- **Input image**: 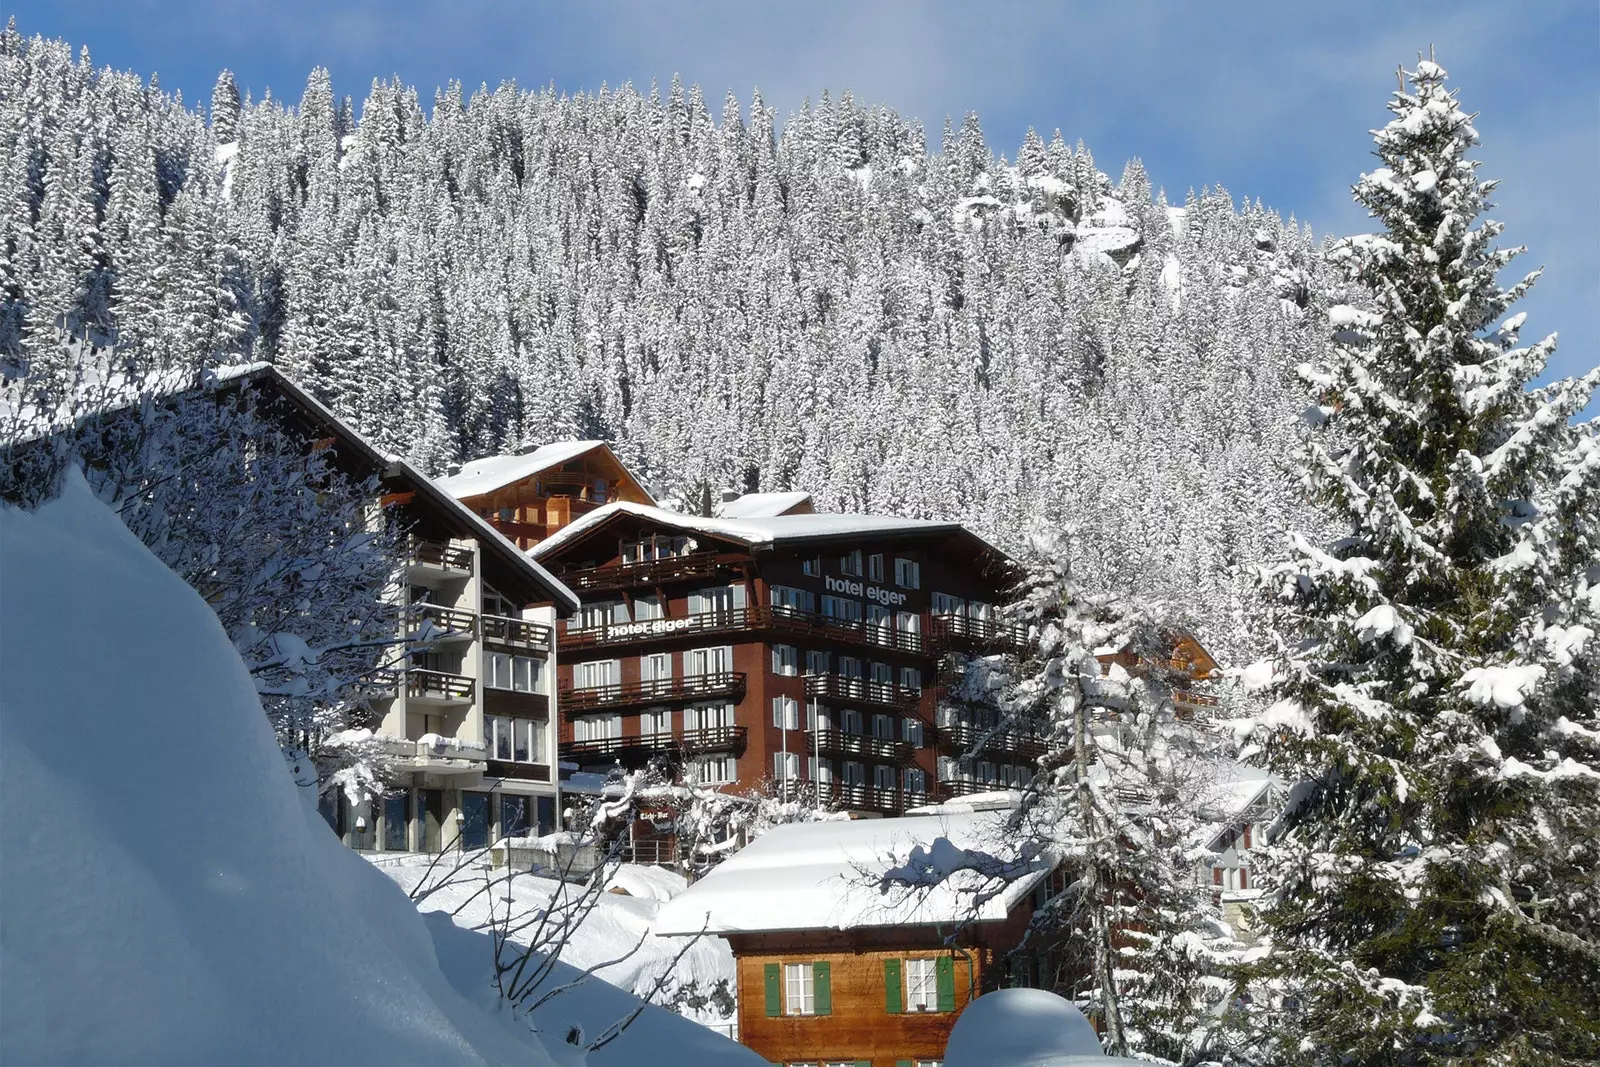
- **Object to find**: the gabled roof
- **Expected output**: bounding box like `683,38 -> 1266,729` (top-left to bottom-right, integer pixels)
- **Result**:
529,501 -> 1004,562
653,811 -> 1055,936
436,440 -> 655,504
715,491 -> 813,518
208,367 -> 579,614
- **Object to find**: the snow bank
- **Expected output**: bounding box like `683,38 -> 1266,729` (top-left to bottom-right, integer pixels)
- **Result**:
943,988 -> 1110,1066
0,473 -> 754,1067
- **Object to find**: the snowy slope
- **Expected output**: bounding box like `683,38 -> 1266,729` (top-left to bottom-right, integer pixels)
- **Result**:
0,472 -> 756,1067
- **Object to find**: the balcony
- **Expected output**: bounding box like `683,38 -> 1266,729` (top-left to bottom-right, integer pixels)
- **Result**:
815,780 -> 920,815
1174,689 -> 1221,720
926,613 -> 1029,654
415,603 -> 477,643
352,666 -> 401,699
484,759 -> 553,782
406,668 -> 475,706
559,725 -> 749,762
379,734 -> 487,775
406,539 -> 473,584
482,614 -> 553,652
558,605 -> 928,656
559,551 -> 729,593
804,673 -> 922,713
811,727 -> 914,764
938,777 -> 1019,799
935,721 -> 1048,760
561,671 -> 748,713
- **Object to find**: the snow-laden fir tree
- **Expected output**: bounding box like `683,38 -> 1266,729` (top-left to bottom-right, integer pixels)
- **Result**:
1242,58 -> 1600,1065
892,534 -> 1244,1064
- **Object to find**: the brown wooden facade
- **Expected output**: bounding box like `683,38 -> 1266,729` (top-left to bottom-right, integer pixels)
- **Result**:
727,898 -> 1041,1066
531,509 -> 1034,816
448,443 -> 654,549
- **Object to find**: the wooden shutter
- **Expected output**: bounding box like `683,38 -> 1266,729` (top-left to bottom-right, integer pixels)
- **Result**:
763,962 -> 781,1017
883,957 -> 903,1013
897,1061 -> 914,1067
936,955 -> 956,1011
813,960 -> 832,1016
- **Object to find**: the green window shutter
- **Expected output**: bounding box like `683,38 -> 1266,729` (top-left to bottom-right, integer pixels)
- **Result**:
813,960 -> 832,1016
883,957 -> 903,1013
936,955 -> 956,1011
763,962 -> 781,1017
855,1061 -> 871,1067
897,1061 -> 914,1067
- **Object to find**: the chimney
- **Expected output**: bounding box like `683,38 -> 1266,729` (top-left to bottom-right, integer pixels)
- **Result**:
514,440 -> 541,456
445,462 -> 463,476
721,490 -> 742,504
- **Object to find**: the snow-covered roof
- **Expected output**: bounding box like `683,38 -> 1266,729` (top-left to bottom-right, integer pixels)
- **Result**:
714,491 -> 813,519
653,811 -> 1054,936
530,501 -> 991,561
435,441 -> 613,500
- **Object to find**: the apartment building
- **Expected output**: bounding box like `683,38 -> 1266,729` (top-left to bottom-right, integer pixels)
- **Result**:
205,368 -> 581,853
525,498 -> 1037,815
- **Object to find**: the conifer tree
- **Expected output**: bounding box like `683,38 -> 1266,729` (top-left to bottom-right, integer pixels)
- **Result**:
1244,58 -> 1600,1065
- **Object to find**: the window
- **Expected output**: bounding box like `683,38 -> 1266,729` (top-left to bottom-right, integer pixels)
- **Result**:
842,761 -> 865,786
499,794 -> 530,840
578,600 -> 626,630
785,963 -> 815,1015
903,717 -> 924,747
488,716 -> 548,763
640,652 -> 672,686
482,585 -> 516,617
771,585 -> 816,615
772,696 -> 800,730
685,702 -> 734,731
868,553 -> 886,581
904,767 -> 927,794
867,605 -> 892,638
488,716 -> 513,760
874,764 -> 895,791
871,661 -> 893,685
871,714 -> 895,739
840,708 -> 864,735
487,652 -> 542,692
687,755 -> 736,785
969,600 -> 995,621
906,958 -> 938,1010
841,549 -> 863,577
633,595 -> 663,621
931,591 -> 965,616
896,611 -> 922,638
683,645 -> 733,678
574,659 -> 620,690
573,713 -> 621,742
821,595 -> 861,623
894,558 -> 921,589
978,760 -> 997,783
801,556 -> 821,577
641,707 -> 672,739
804,650 -> 830,676
689,584 -> 745,616
900,666 -> 922,692
621,535 -> 689,563
812,757 -> 833,783
771,644 -> 798,677
838,656 -> 862,680
773,751 -> 800,785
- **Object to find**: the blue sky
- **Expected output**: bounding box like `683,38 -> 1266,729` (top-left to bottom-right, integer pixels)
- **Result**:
13,0 -> 1598,384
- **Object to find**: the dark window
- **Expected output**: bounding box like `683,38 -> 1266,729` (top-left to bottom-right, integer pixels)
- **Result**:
501,794 -> 531,839
461,792 -> 491,850
383,793 -> 409,851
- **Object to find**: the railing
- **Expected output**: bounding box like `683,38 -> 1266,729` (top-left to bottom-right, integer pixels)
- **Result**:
938,777 -> 1017,798
408,539 -> 474,573
815,780 -> 919,814
559,605 -> 926,655
811,727 -> 914,763
559,551 -> 728,593
1173,689 -> 1221,708
559,725 -> 750,761
926,612 -> 1029,652
380,735 -> 488,762
935,722 -> 1048,759
406,668 -> 475,703
561,671 -> 748,713
416,603 -> 477,639
484,759 -> 553,782
482,614 -> 553,651
804,673 -> 922,713
353,666 -> 401,697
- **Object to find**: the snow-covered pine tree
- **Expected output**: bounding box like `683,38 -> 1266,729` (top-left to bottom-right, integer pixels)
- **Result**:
1243,58 -> 1600,1065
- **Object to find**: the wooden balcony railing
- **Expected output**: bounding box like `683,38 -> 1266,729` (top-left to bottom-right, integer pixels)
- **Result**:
804,673 -> 922,713
560,671 -> 747,713
559,725 -> 750,761
482,614 -> 553,651
814,780 -> 925,815
811,727 -> 914,764
406,668 -> 475,703
558,605 -> 927,655
926,612 -> 1029,653
353,666 -> 401,697
937,777 -> 1017,798
1173,689 -> 1221,709
935,721 -> 1048,760
559,551 -> 728,593
416,603 -> 477,639
407,539 -> 474,573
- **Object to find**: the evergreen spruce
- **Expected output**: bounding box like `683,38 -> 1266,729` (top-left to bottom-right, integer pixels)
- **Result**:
1244,59 -> 1600,1065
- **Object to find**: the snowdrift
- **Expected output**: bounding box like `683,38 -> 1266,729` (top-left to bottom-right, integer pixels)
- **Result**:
0,472 -> 758,1067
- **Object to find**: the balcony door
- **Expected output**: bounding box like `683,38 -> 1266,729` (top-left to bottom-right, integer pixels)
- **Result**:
640,707 -> 673,741
574,713 -> 622,742
689,583 -> 745,621
574,659 -> 620,691
683,645 -> 733,681
684,701 -> 734,733
641,652 -> 673,698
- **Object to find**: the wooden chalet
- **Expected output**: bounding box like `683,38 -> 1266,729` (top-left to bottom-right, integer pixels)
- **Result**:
437,441 -> 655,549
654,808 -> 1060,1067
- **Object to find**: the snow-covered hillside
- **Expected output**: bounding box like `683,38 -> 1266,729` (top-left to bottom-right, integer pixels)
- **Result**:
0,472 -> 758,1067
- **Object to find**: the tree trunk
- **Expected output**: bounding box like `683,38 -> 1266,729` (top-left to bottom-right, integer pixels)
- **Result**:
1076,680 -> 1125,1055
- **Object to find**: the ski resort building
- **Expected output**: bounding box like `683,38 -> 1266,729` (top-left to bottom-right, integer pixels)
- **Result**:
436,441 -> 655,550
526,500 -> 1037,822
195,368 -> 581,853
654,808 -> 1060,1067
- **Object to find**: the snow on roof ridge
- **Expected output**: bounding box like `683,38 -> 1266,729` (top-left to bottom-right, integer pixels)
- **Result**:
436,440 -> 615,500
530,500 -> 978,560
